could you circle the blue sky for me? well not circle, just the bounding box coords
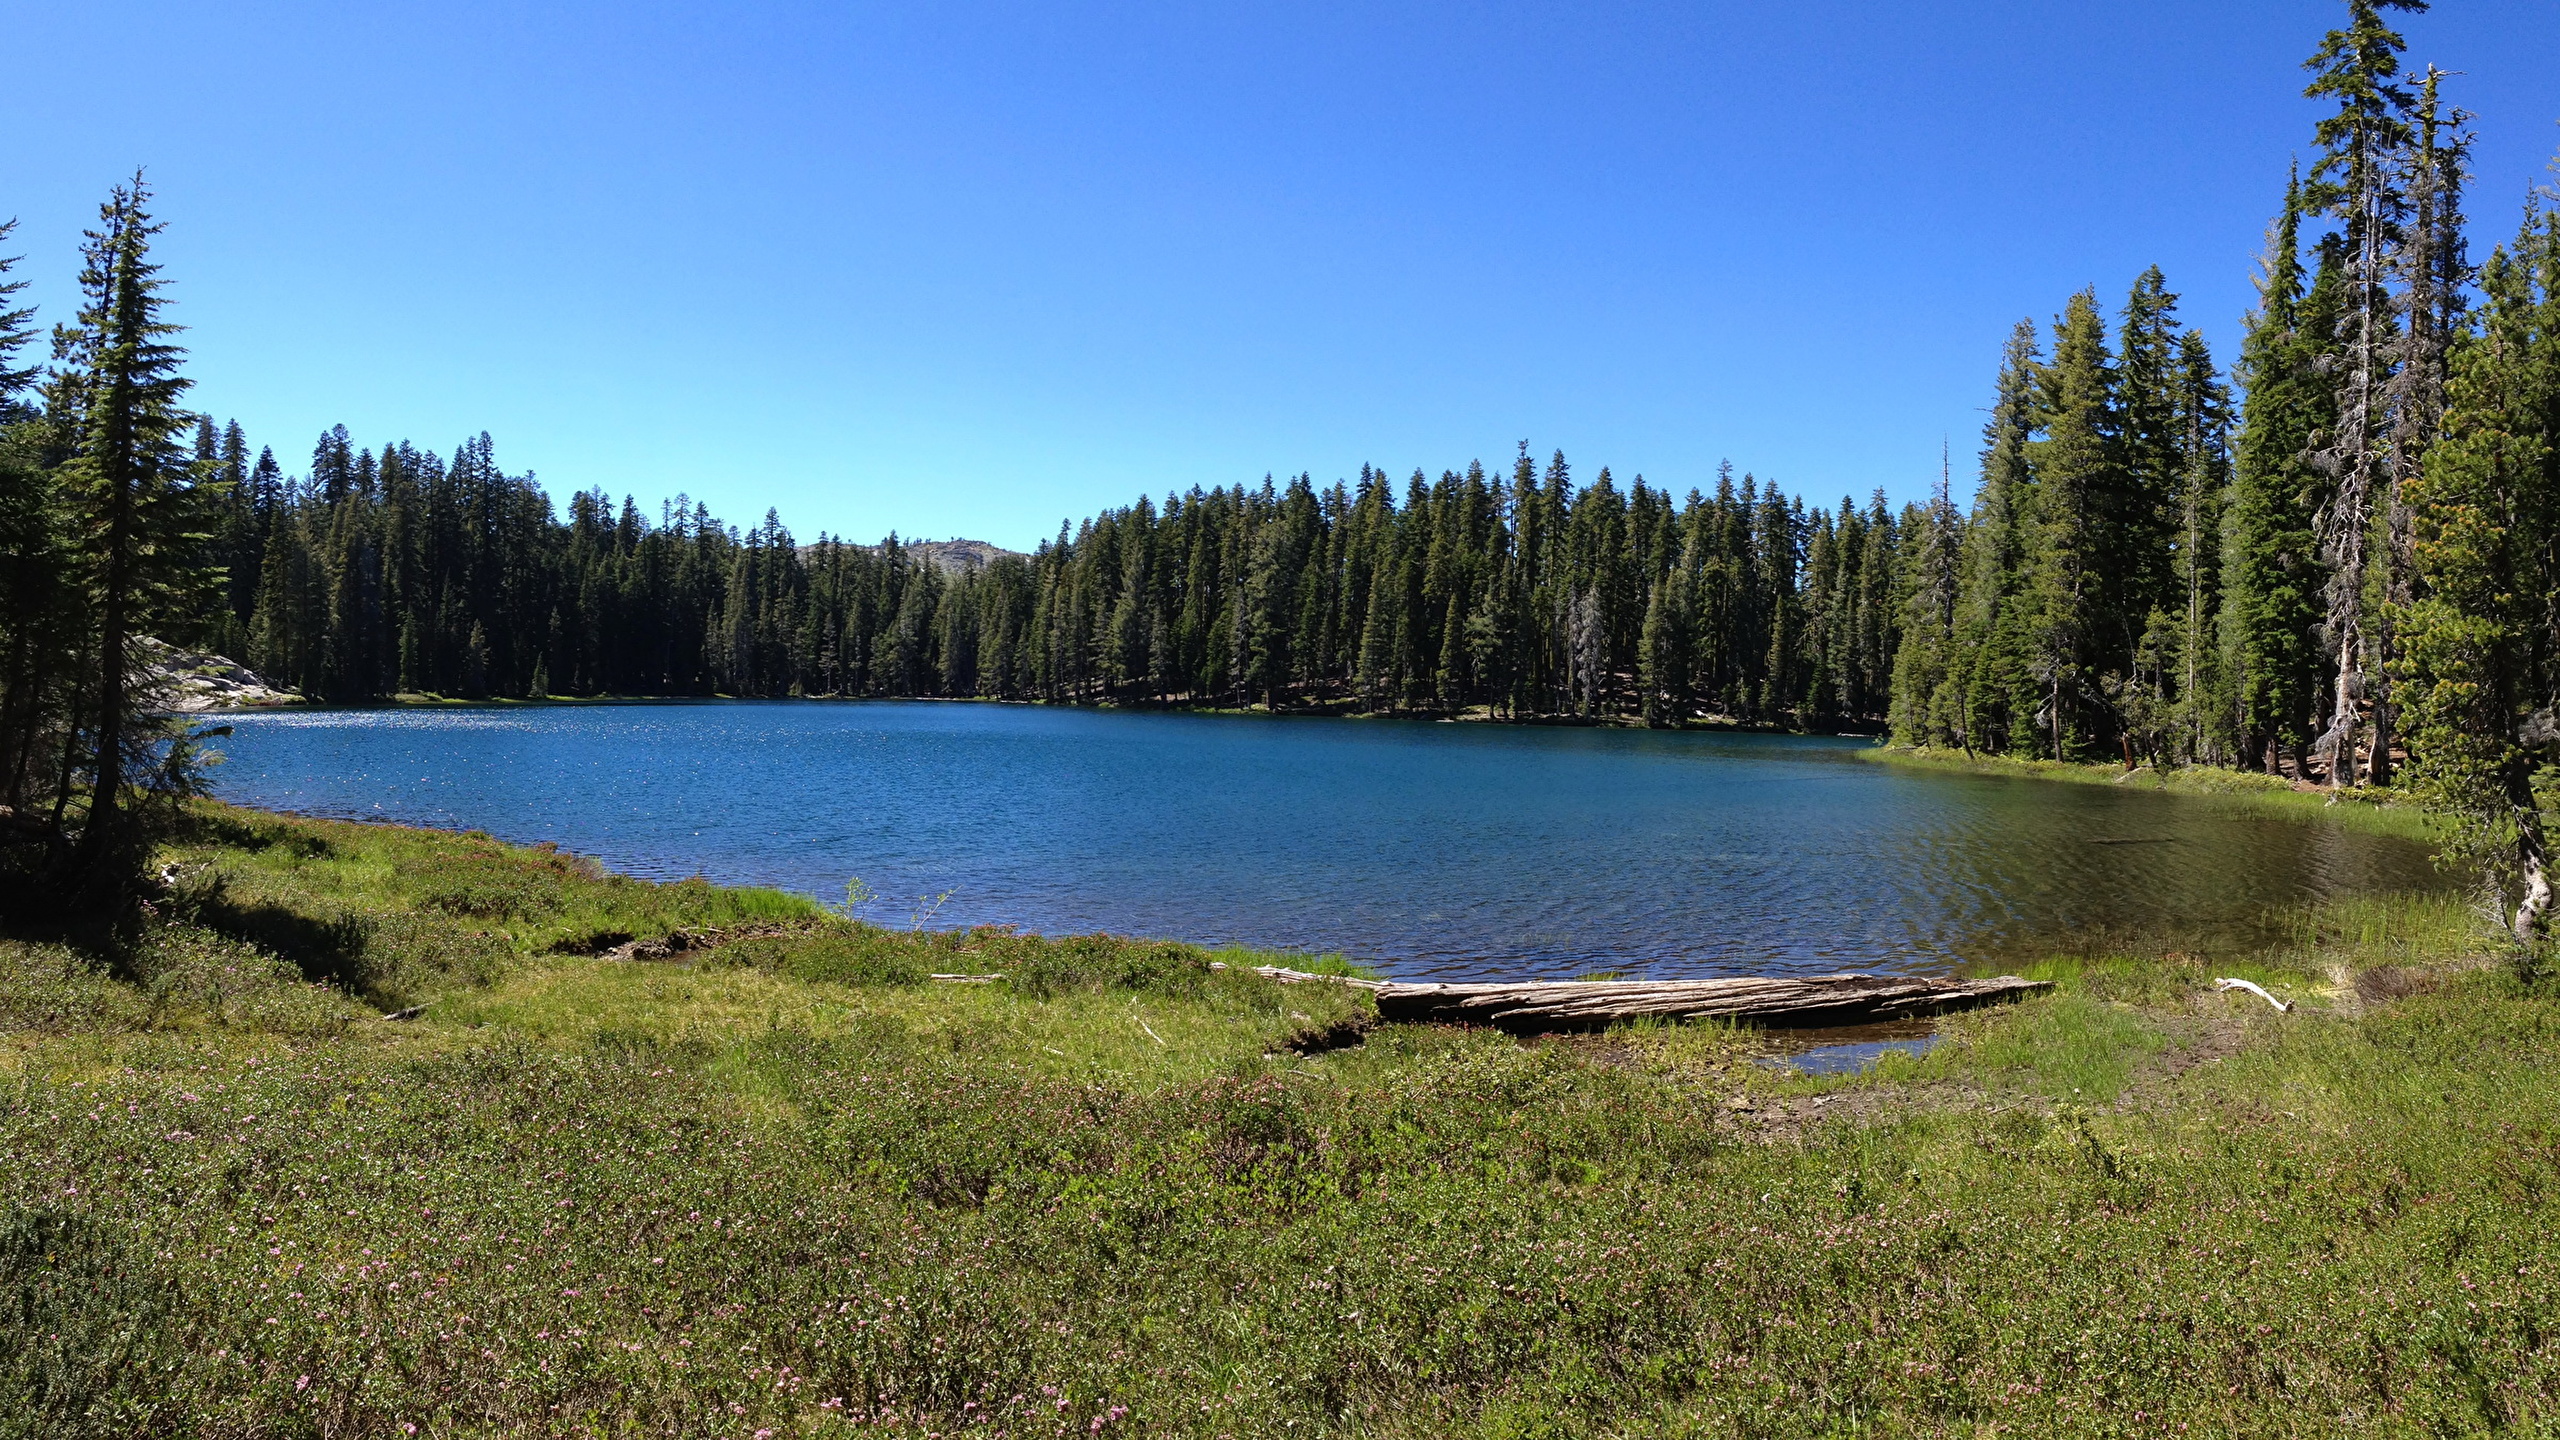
[4,1,2555,550]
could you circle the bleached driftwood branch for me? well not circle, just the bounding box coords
[2213,977,2292,1013]
[1242,964,1392,992]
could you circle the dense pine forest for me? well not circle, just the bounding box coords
[183,425,1904,728]
[4,0,2558,933]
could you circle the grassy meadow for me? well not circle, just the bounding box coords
[4,802,2557,1437]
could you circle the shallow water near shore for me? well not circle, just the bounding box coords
[206,700,2445,982]
[1756,1020,1945,1075]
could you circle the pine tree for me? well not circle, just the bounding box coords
[1890,446,1963,746]
[2371,64,2473,784]
[2227,170,2335,775]
[2169,329,2233,762]
[2397,205,2559,939]
[2112,268,2186,668]
[2023,291,2117,758]
[1637,569,1690,726]
[53,177,212,899]
[2301,0,2422,786]
[1852,491,1897,719]
[0,217,77,827]
[1954,321,2045,754]
[463,621,491,699]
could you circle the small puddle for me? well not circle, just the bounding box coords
[1754,1019,1941,1076]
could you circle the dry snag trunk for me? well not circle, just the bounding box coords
[2513,821,2552,945]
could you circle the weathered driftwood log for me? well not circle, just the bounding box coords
[1363,972,2050,1032]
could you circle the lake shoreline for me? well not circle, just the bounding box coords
[199,683,1879,736]
[1862,743,2439,843]
[200,702,2451,980]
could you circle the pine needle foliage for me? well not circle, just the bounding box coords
[0,177,221,929]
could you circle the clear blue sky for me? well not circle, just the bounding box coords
[4,1,2555,550]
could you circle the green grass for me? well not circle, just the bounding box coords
[1865,744,2444,843]
[1902,990,2166,1100]
[5,801,2559,1436]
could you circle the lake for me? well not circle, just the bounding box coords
[204,701,2443,982]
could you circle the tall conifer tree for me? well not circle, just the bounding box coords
[0,218,75,824]
[2227,172,2334,774]
[52,177,211,899]
[2397,205,2559,939]
[2024,291,2117,758]
[2301,0,2422,785]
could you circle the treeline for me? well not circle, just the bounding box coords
[1889,14,2470,782]
[203,425,1907,725]
[1890,0,2560,936]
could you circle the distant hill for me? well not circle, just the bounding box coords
[830,538,1025,575]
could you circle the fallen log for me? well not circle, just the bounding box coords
[1368,972,2049,1032]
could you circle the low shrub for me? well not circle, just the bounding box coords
[0,1205,196,1440]
[722,928,931,987]
[1001,933,1216,1000]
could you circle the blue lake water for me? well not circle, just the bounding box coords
[204,701,2444,982]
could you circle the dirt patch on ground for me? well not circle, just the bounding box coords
[1543,986,2385,1144]
[2137,1000,2262,1081]
[1711,1078,2016,1143]
[1280,1014,1375,1056]
[1544,1022,2013,1143]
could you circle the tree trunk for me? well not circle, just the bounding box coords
[2514,820,2552,946]
[75,480,134,878]
[2367,693,2393,787]
[2318,657,2359,790]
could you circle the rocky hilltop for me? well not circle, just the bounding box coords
[850,538,1025,575]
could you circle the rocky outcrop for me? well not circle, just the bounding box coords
[808,538,1027,576]
[900,538,1021,574]
[139,639,303,711]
